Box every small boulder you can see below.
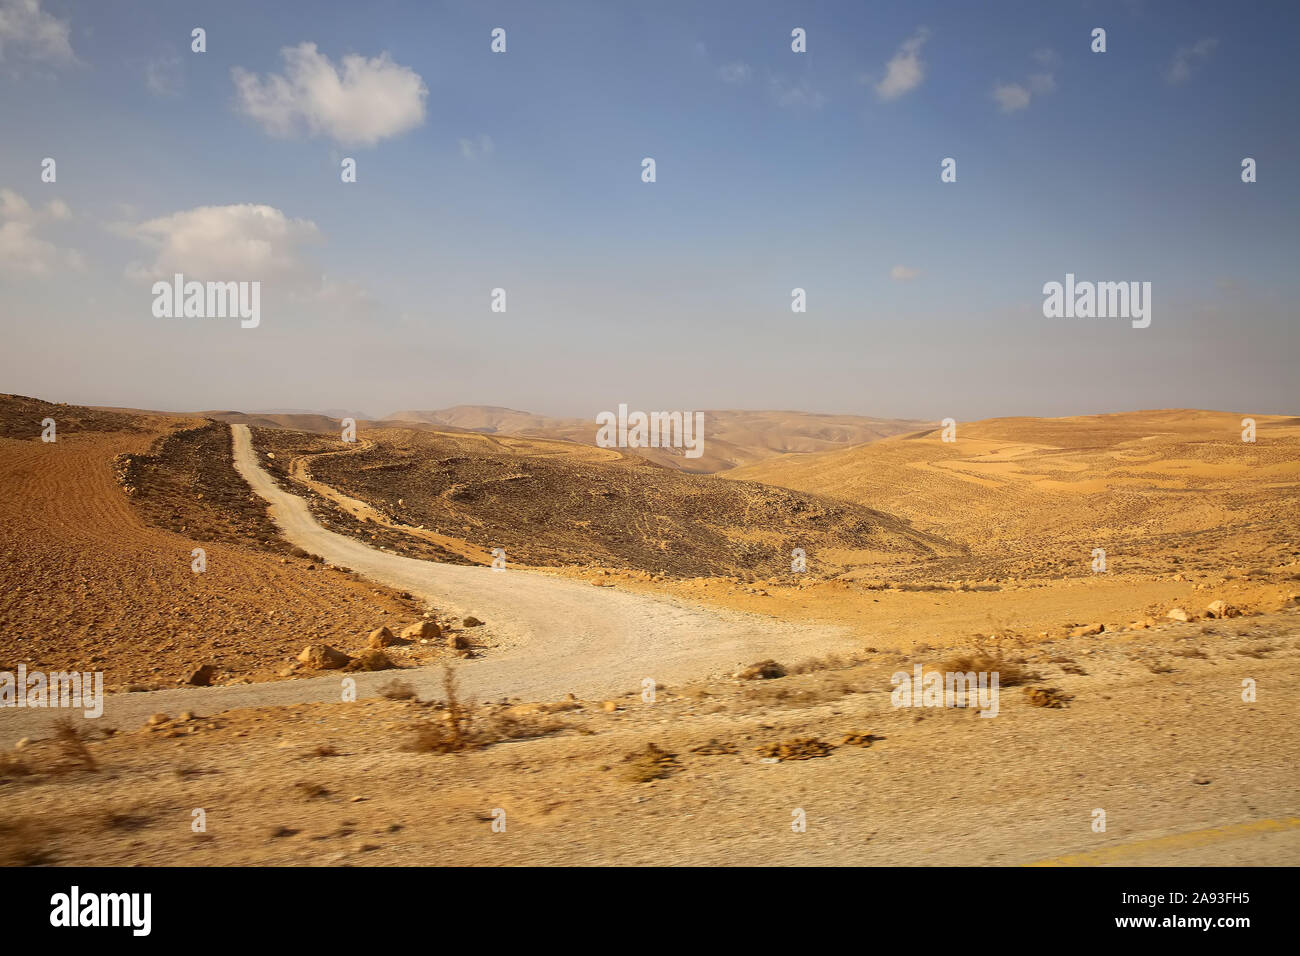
[1204,600,1240,619]
[186,664,217,687]
[1165,608,1190,622]
[445,632,468,651]
[736,659,786,680]
[400,620,441,641]
[297,644,352,670]
[462,616,484,627]
[368,626,401,649]
[346,649,396,672]
[1070,624,1104,638]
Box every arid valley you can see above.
[1,394,1296,866]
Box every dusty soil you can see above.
[2,398,1296,865]
[0,396,438,688]
[2,608,1295,866]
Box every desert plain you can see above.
[0,394,1297,865]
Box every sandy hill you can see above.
[201,410,346,434]
[383,406,924,474]
[726,409,1300,580]
[250,423,959,578]
[0,394,426,686]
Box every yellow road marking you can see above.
[1026,817,1300,866]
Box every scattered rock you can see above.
[462,616,484,628]
[1205,600,1240,619]
[146,713,170,727]
[367,626,402,648]
[736,659,786,680]
[297,644,352,670]
[1165,608,1190,622]
[186,664,217,687]
[1070,624,1104,638]
[602,700,619,713]
[445,632,469,650]
[400,620,441,641]
[346,649,396,672]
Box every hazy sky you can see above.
[1,0,1296,420]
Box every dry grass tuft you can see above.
[622,743,680,782]
[755,737,836,760]
[405,667,566,754]
[52,717,97,772]
[1024,687,1073,708]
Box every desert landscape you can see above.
[1,394,1296,866]
[1,0,1296,895]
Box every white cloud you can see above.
[874,27,929,101]
[992,82,1031,112]
[458,134,494,160]
[1166,38,1217,85]
[0,0,75,66]
[232,42,427,146]
[0,187,80,275]
[993,48,1059,113]
[769,75,826,109]
[122,204,321,281]
[717,61,752,85]
[890,265,921,281]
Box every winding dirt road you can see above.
[0,426,848,741]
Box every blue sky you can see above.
[1,0,1296,419]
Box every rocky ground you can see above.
[2,607,1295,866]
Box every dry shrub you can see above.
[52,717,96,772]
[622,743,679,782]
[940,635,1041,687]
[1024,687,1073,708]
[737,659,786,680]
[405,668,568,754]
[840,732,883,747]
[379,679,418,700]
[755,737,836,760]
[294,781,330,799]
